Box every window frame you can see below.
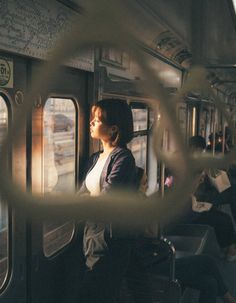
[129,101,150,170]
[42,95,79,258]
[0,91,12,292]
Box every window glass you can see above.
[0,96,8,289]
[128,135,147,169]
[43,98,76,257]
[199,108,211,140]
[147,109,160,195]
[132,108,148,131]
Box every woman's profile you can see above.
[78,98,137,303]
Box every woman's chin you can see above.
[90,133,97,139]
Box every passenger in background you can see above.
[187,136,236,261]
[206,132,224,153]
[77,99,137,303]
[127,167,236,303]
[205,129,236,223]
[206,128,232,154]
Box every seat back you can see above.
[164,224,221,258]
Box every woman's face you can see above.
[90,108,111,141]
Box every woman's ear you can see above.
[111,125,118,132]
[109,125,119,146]
[110,125,118,135]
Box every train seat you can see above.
[164,224,221,258]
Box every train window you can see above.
[130,105,161,195]
[132,108,148,131]
[177,104,187,138]
[128,104,149,169]
[129,135,147,168]
[0,96,9,289]
[199,107,211,140]
[43,98,76,257]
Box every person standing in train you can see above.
[77,99,137,303]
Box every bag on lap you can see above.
[207,169,231,193]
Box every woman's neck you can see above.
[101,141,116,155]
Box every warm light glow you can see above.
[192,107,196,136]
[233,0,236,13]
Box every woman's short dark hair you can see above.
[91,98,133,146]
[189,135,206,151]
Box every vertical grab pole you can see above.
[161,237,176,282]
[159,128,168,238]
[212,107,217,157]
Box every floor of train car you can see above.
[182,204,236,303]
[181,257,236,303]
[57,204,236,303]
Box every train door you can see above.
[29,63,92,303]
[0,55,28,303]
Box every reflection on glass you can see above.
[132,108,148,131]
[43,98,76,257]
[0,96,8,289]
[128,135,147,169]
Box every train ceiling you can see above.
[66,0,236,64]
[65,0,236,101]
[1,0,236,101]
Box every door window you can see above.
[0,96,9,289]
[43,98,77,257]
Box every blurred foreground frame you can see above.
[0,0,235,229]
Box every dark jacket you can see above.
[78,146,136,269]
[194,174,219,203]
[182,173,220,223]
[78,146,136,195]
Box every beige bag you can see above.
[208,169,231,193]
[191,195,213,213]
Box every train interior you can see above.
[1,0,236,302]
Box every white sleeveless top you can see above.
[85,153,110,196]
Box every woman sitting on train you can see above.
[77,99,137,303]
[186,135,236,261]
[126,167,236,303]
[205,130,236,224]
